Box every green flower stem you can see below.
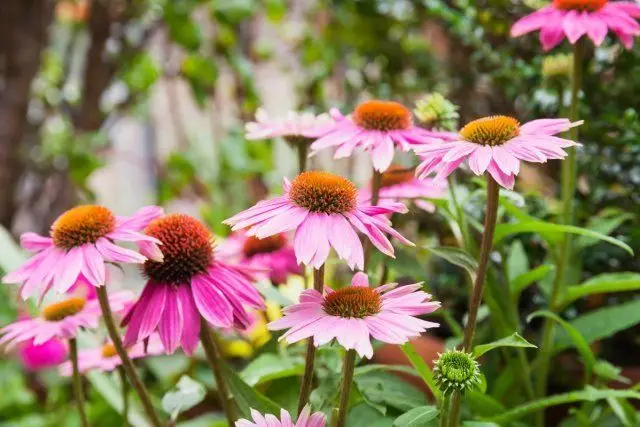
[439,394,450,427]
[448,175,500,426]
[298,142,308,173]
[118,366,130,427]
[448,173,474,256]
[96,286,163,427]
[363,169,382,269]
[69,338,89,427]
[535,40,584,420]
[336,349,357,427]
[200,318,238,426]
[297,265,325,414]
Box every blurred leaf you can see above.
[346,403,397,427]
[606,397,636,427]
[594,360,630,384]
[560,273,640,308]
[510,265,554,298]
[393,406,438,427]
[121,53,160,93]
[473,333,536,358]
[465,391,506,417]
[574,210,634,252]
[506,240,529,282]
[354,371,428,412]
[161,375,206,420]
[240,354,303,386]
[165,4,201,50]
[220,359,281,417]
[0,225,26,272]
[86,371,148,427]
[400,342,440,402]
[426,246,478,282]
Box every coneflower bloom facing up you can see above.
[309,100,454,172]
[18,337,68,371]
[359,165,447,213]
[269,272,440,359]
[0,291,133,349]
[223,171,414,271]
[414,116,583,189]
[236,406,326,427]
[245,109,332,144]
[218,232,302,285]
[511,0,640,50]
[3,205,164,300]
[122,214,264,355]
[59,335,164,376]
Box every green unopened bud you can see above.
[414,93,459,131]
[433,350,481,396]
[542,53,573,80]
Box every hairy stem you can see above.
[96,286,163,427]
[336,350,357,427]
[200,319,237,426]
[297,265,325,414]
[70,338,89,427]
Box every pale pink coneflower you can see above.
[2,205,164,300]
[223,171,414,271]
[121,214,265,355]
[236,405,326,427]
[268,272,440,359]
[0,291,133,350]
[511,0,640,50]
[218,231,302,285]
[245,109,333,143]
[309,100,455,172]
[414,116,583,190]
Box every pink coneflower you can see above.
[0,291,133,349]
[309,100,453,172]
[359,165,447,213]
[218,232,302,285]
[268,272,440,358]
[3,205,164,300]
[236,406,326,427]
[414,116,583,190]
[245,109,332,143]
[59,336,164,376]
[18,338,68,371]
[121,214,265,356]
[223,171,414,271]
[511,0,640,50]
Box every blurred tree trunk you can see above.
[0,0,54,229]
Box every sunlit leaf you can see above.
[473,333,536,358]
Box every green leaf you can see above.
[181,55,218,86]
[161,375,206,420]
[493,221,633,255]
[560,273,640,308]
[426,246,478,282]
[465,391,506,417]
[574,210,633,252]
[393,406,438,427]
[0,225,25,272]
[594,360,630,384]
[473,332,537,358]
[400,342,441,401]
[240,354,303,386]
[354,371,428,412]
[219,359,281,417]
[554,299,640,353]
[510,264,553,298]
[527,311,596,378]
[607,397,635,427]
[85,371,148,427]
[346,403,397,427]
[121,53,160,93]
[486,388,640,423]
[463,423,500,427]
[506,240,529,282]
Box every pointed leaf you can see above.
[426,246,478,282]
[473,332,536,358]
[560,273,640,308]
[393,406,438,427]
[511,265,554,297]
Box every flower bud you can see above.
[414,93,459,131]
[433,349,481,395]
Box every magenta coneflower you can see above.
[414,116,583,189]
[309,100,452,172]
[3,205,163,300]
[511,0,640,50]
[268,272,440,359]
[359,165,447,213]
[223,171,414,271]
[121,214,265,355]
[0,291,133,349]
[245,109,332,143]
[59,335,164,376]
[218,231,302,285]
[18,337,68,371]
[236,406,326,427]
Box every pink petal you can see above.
[510,7,554,36]
[371,133,395,172]
[191,276,233,327]
[176,285,200,355]
[20,233,53,252]
[158,288,183,354]
[562,10,589,43]
[487,161,516,190]
[351,272,369,287]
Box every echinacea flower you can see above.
[122,214,265,355]
[414,116,583,189]
[511,0,640,50]
[359,165,447,213]
[245,109,332,145]
[223,171,414,270]
[3,205,164,300]
[309,100,454,172]
[268,272,440,358]
[59,335,164,376]
[0,291,133,349]
[218,232,302,285]
[18,337,68,371]
[236,405,326,427]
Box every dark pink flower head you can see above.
[236,406,326,427]
[218,231,302,285]
[18,338,68,372]
[414,116,583,189]
[309,100,454,172]
[223,171,414,271]
[3,205,164,301]
[269,272,440,359]
[122,214,265,356]
[511,0,640,50]
[0,291,133,350]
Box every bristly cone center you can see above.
[289,171,357,214]
[51,205,116,249]
[553,0,607,11]
[353,100,412,131]
[459,115,520,146]
[41,297,87,321]
[322,287,381,318]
